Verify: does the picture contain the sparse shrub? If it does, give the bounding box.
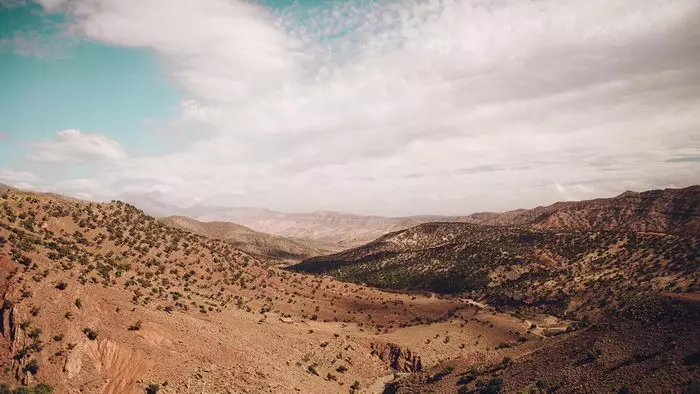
[55,282,67,290]
[428,366,453,383]
[145,384,159,394]
[82,328,98,340]
[326,373,337,381]
[23,359,39,375]
[336,365,348,373]
[128,320,143,331]
[74,298,82,309]
[53,334,64,342]
[307,365,319,376]
[478,377,503,394]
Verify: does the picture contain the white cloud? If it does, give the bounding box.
[0,168,38,184]
[30,0,700,215]
[28,129,127,164]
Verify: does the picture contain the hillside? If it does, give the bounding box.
[461,186,700,235]
[291,188,700,320]
[159,215,330,262]
[0,186,564,393]
[384,294,700,393]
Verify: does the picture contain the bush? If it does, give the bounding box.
[128,320,143,331]
[145,384,159,394]
[82,328,98,340]
[307,365,319,376]
[336,365,348,373]
[74,299,82,309]
[24,359,39,375]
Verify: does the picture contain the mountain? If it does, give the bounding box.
[0,186,555,393]
[159,215,330,262]
[2,185,698,393]
[291,186,700,319]
[123,193,425,249]
[460,186,700,235]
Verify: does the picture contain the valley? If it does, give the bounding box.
[0,185,698,393]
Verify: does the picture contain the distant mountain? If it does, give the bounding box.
[124,193,424,249]
[291,186,700,319]
[159,215,330,262]
[460,186,700,235]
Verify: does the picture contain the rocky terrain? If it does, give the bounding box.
[0,186,571,393]
[385,294,700,394]
[292,221,698,319]
[159,215,330,262]
[0,184,698,393]
[461,186,700,235]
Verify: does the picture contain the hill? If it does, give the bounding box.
[0,186,553,393]
[124,193,425,249]
[291,186,700,320]
[384,294,700,393]
[461,186,700,235]
[159,215,330,262]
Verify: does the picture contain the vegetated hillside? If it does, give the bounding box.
[3,186,549,393]
[159,215,330,262]
[379,295,700,393]
[461,185,700,235]
[385,294,700,394]
[291,221,699,319]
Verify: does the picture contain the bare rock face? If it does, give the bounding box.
[370,341,422,373]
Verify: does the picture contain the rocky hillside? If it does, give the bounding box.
[384,294,700,394]
[1,186,555,393]
[159,215,330,262]
[292,190,700,320]
[462,186,700,235]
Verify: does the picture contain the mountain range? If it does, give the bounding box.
[0,184,697,393]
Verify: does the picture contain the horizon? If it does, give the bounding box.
[2,180,697,219]
[1,0,699,216]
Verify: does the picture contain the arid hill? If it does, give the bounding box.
[0,186,565,393]
[159,215,330,262]
[124,194,425,250]
[461,186,700,235]
[384,294,700,394]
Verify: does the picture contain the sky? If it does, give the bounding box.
[0,0,699,216]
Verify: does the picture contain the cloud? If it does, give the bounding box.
[28,129,127,163]
[0,168,38,184]
[25,0,700,215]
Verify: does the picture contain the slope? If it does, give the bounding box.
[462,185,700,235]
[0,187,555,393]
[292,220,699,319]
[159,215,330,262]
[385,294,700,394]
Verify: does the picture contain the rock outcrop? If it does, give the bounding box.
[371,341,423,372]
